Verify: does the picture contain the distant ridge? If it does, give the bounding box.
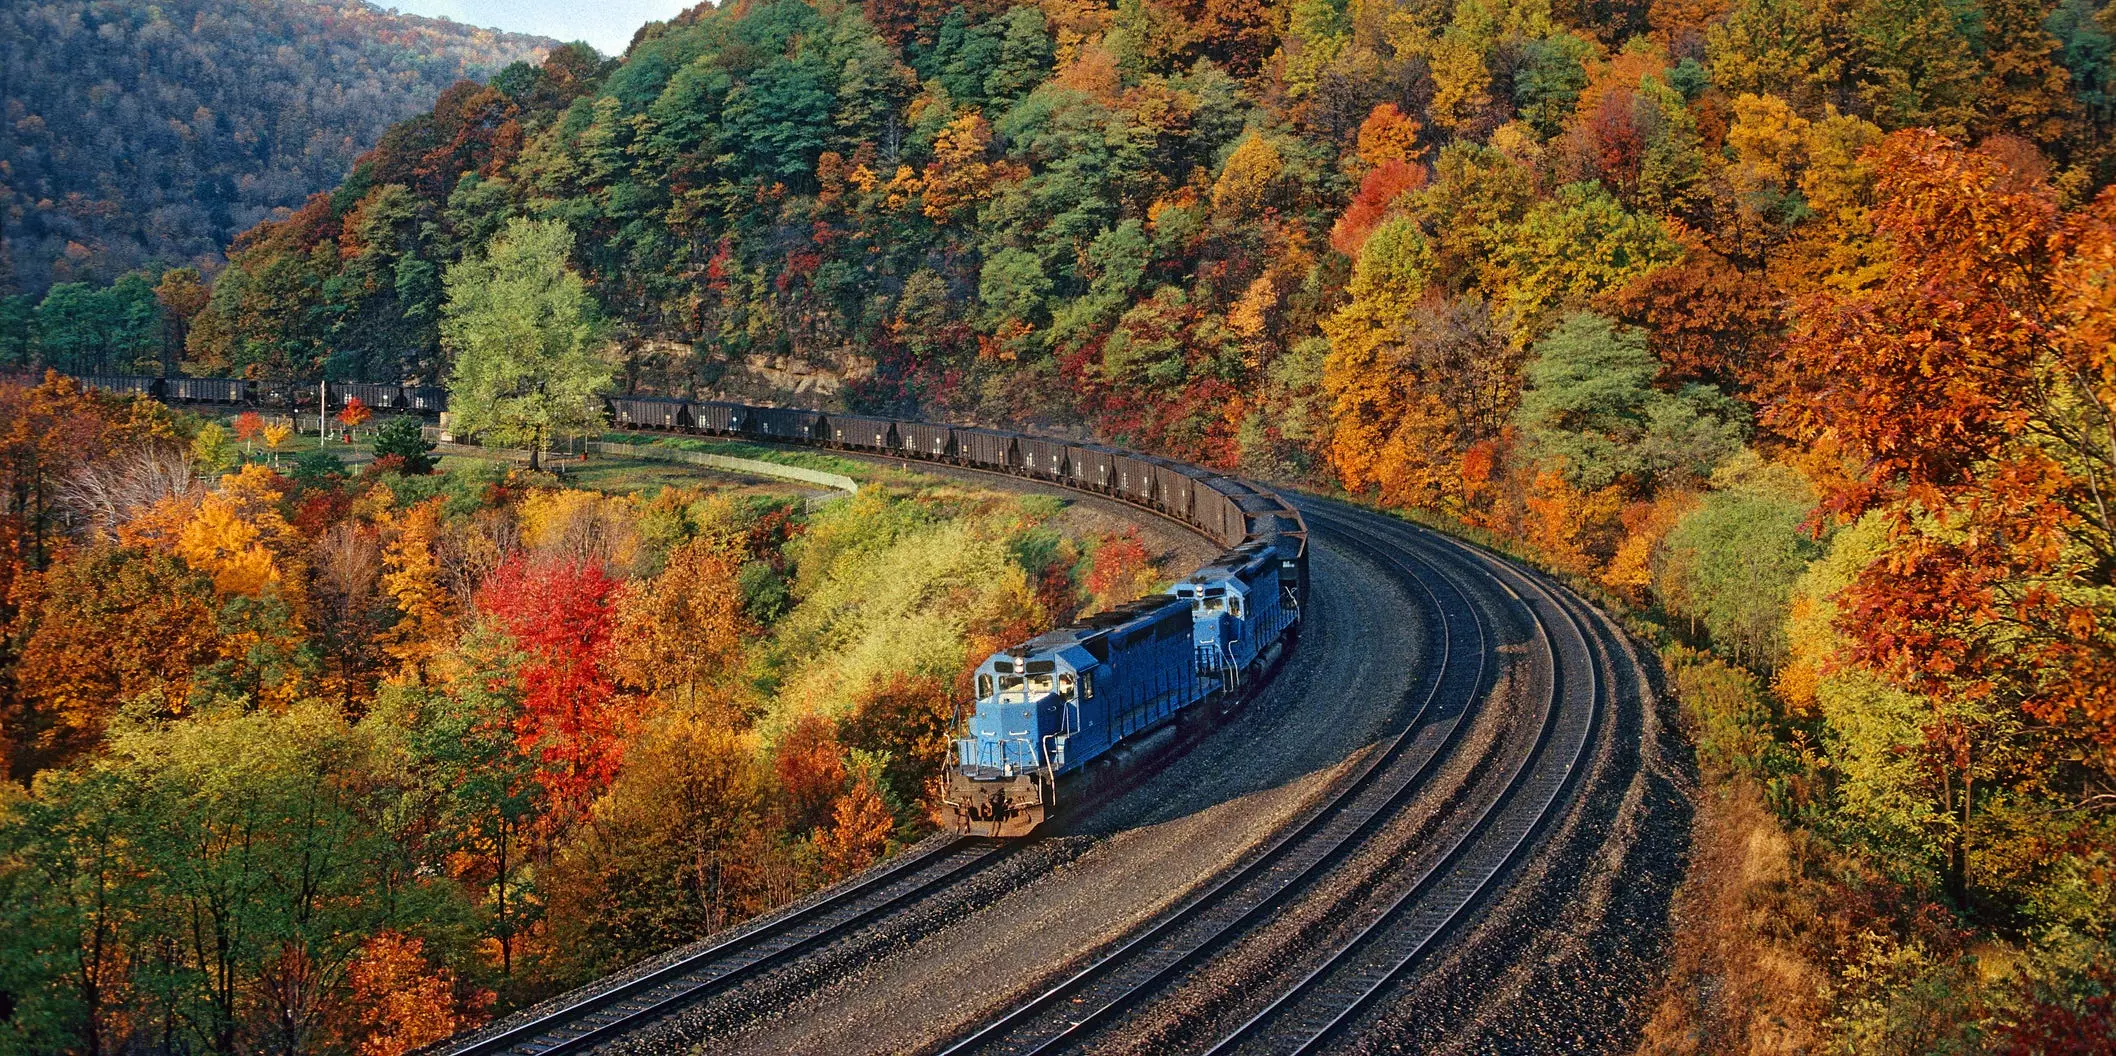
[0,0,562,294]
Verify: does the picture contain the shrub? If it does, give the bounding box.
[371,416,437,474]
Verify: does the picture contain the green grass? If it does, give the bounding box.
[200,414,819,499]
[599,432,871,477]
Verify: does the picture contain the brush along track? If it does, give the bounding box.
[1189,502,1604,1056]
[926,507,1496,1056]
[445,838,1010,1056]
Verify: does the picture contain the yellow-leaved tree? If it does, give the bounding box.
[1322,215,1459,509]
[379,498,451,677]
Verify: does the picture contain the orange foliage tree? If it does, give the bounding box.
[340,931,485,1056]
[774,713,848,835]
[610,536,752,704]
[337,396,374,431]
[1086,527,1156,608]
[1771,130,2116,772]
[8,548,222,773]
[815,759,895,879]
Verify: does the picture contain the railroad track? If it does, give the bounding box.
[1196,503,1605,1056]
[927,506,1493,1056]
[446,837,1009,1056]
[929,500,1605,1056]
[440,488,1619,1056]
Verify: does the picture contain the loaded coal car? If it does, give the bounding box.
[404,386,448,412]
[1068,444,1118,493]
[1149,457,1205,521]
[896,420,954,460]
[1018,436,1070,481]
[1192,480,1245,548]
[1112,453,1159,506]
[332,381,405,411]
[943,596,1203,836]
[828,414,895,451]
[692,401,747,436]
[165,376,249,403]
[953,427,1019,470]
[746,405,823,442]
[610,395,690,430]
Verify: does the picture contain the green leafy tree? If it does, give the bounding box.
[1515,313,1747,494]
[190,422,236,475]
[371,416,438,475]
[441,218,612,471]
[1654,454,1824,667]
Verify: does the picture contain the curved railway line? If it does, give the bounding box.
[55,375,1676,1053]
[413,440,1667,1055]
[922,502,1608,1056]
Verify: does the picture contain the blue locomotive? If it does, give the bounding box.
[943,534,1304,836]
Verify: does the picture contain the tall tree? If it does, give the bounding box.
[441,219,613,471]
[1771,130,2116,778]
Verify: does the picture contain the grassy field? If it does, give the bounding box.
[203,413,832,500]
[597,431,871,477]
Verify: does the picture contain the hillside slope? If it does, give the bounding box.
[0,0,558,294]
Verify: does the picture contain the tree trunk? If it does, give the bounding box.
[497,817,512,978]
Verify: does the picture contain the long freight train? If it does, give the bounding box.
[63,374,1308,836]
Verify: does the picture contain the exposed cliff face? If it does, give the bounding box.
[723,351,877,401]
[616,341,877,405]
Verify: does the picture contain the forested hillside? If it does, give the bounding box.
[0,0,556,295]
[3,0,2116,1050]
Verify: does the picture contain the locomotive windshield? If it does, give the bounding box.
[975,665,1078,702]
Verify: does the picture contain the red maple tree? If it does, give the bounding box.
[477,555,632,814]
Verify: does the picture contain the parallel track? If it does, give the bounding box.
[1196,503,1605,1056]
[448,837,1008,1055]
[930,506,1496,1056]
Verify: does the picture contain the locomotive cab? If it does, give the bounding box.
[1171,541,1289,687]
[942,645,1097,836]
[1173,575,1252,680]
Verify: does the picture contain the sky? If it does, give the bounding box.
[384,1,699,57]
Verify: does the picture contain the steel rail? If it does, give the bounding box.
[448,837,1008,1056]
[932,505,1496,1056]
[1200,503,1606,1056]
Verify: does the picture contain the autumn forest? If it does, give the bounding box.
[2,0,2115,1051]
